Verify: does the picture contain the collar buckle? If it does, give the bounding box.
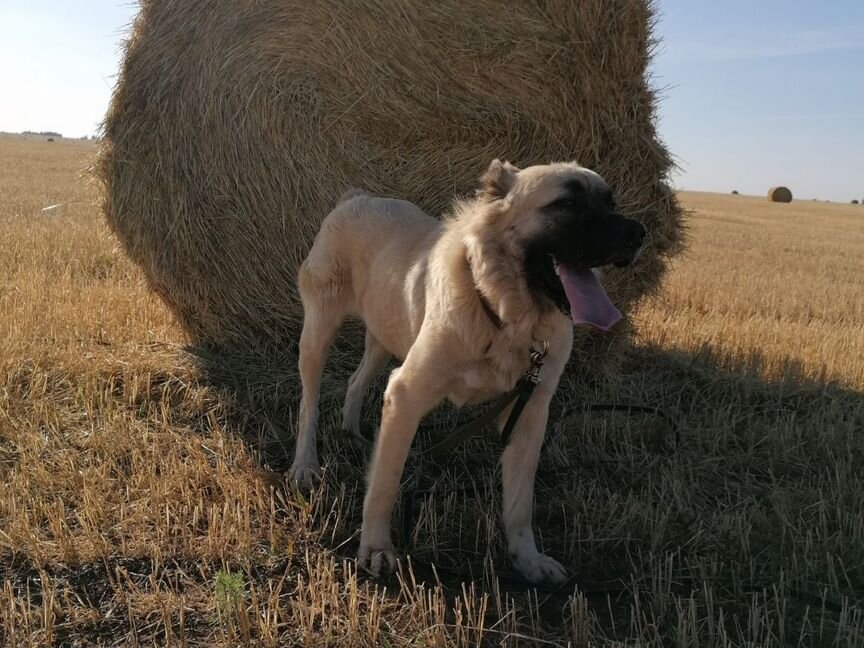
[525,341,549,385]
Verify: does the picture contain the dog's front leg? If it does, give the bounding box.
[500,383,568,584]
[359,342,449,575]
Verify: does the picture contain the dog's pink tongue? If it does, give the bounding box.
[558,266,622,331]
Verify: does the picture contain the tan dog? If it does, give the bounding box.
[291,160,645,583]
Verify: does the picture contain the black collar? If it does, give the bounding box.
[466,253,504,330]
[475,287,503,330]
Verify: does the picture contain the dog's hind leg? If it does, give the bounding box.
[342,331,391,435]
[291,297,346,487]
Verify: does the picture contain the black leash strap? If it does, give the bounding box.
[542,402,681,453]
[344,342,549,460]
[417,387,520,458]
[418,341,549,459]
[499,343,547,446]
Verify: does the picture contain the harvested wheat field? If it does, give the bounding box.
[2,136,864,646]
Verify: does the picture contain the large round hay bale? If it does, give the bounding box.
[97,0,683,358]
[768,186,793,203]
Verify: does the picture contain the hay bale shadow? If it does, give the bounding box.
[184,331,864,640]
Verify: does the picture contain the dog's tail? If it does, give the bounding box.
[337,187,367,204]
[299,192,362,300]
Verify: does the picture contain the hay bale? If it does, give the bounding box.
[768,186,793,203]
[97,0,683,359]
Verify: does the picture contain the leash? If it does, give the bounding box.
[418,341,549,458]
[395,398,680,598]
[344,338,681,596]
[343,342,550,459]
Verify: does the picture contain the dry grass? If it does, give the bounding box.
[2,135,863,646]
[637,191,864,388]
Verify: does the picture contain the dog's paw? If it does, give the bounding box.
[512,550,568,584]
[357,541,399,577]
[288,459,321,488]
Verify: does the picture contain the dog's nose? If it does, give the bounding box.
[625,221,646,248]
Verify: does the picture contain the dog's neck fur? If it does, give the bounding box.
[472,276,504,330]
[443,197,551,353]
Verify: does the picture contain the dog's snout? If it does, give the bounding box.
[625,221,646,248]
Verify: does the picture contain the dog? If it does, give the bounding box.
[291,160,645,583]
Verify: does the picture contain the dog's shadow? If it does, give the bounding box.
[191,333,864,634]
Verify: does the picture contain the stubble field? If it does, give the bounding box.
[1,134,862,646]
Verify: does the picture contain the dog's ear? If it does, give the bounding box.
[479,159,520,200]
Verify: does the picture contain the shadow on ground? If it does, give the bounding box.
[189,332,864,645]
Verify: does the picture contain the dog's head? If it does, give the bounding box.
[479,159,646,330]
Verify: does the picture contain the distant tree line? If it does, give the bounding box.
[22,130,62,138]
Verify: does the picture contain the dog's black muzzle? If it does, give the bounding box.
[566,215,645,270]
[609,218,646,267]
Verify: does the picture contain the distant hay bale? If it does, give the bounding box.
[46,138,54,142]
[852,200,859,205]
[97,0,684,363]
[731,190,739,195]
[768,186,793,203]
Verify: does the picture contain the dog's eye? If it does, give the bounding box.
[547,197,577,210]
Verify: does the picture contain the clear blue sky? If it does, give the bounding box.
[1,1,862,201]
[654,1,863,202]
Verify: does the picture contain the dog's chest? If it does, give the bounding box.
[447,345,531,406]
